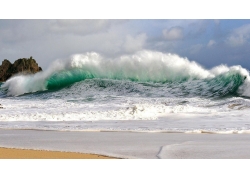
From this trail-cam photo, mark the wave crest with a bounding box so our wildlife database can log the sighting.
[1,50,250,97]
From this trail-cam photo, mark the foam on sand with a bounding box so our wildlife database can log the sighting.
[1,129,250,159]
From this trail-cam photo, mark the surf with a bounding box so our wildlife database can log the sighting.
[1,50,250,97]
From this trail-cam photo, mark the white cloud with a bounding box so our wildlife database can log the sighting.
[226,24,250,47]
[162,26,184,41]
[207,40,216,47]
[48,20,125,36]
[0,20,132,68]
[0,20,127,44]
[122,33,147,53]
[0,20,50,43]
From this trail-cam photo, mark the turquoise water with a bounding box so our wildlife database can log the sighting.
[1,51,250,133]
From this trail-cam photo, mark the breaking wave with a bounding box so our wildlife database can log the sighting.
[1,50,250,98]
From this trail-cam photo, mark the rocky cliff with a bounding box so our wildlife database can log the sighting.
[0,57,42,82]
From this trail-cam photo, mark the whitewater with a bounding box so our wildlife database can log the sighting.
[1,50,250,133]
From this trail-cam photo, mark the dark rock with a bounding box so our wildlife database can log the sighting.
[0,60,12,81]
[0,56,42,82]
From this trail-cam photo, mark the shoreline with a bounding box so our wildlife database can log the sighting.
[1,129,250,159]
[0,147,116,159]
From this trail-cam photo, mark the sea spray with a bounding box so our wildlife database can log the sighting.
[47,51,213,89]
[1,50,250,97]
[1,51,250,132]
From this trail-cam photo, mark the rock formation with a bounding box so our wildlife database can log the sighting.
[0,56,42,82]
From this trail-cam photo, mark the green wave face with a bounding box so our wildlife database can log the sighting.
[1,51,250,97]
[204,71,245,97]
[197,71,245,97]
[45,66,247,98]
[45,67,201,90]
[46,68,95,90]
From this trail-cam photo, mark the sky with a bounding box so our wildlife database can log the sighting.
[1,2,250,70]
[1,19,250,70]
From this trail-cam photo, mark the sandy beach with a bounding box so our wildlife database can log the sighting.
[0,147,115,159]
[1,129,250,159]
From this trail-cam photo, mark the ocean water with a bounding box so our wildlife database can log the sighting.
[1,50,250,133]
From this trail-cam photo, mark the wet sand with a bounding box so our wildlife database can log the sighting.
[0,147,115,159]
[1,129,250,158]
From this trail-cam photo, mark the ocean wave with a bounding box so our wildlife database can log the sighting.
[1,50,250,97]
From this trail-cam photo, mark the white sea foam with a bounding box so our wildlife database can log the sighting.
[1,50,250,133]
[2,50,249,96]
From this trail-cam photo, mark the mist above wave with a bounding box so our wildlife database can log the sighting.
[1,50,249,97]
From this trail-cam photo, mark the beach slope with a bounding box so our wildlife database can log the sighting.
[1,129,250,159]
